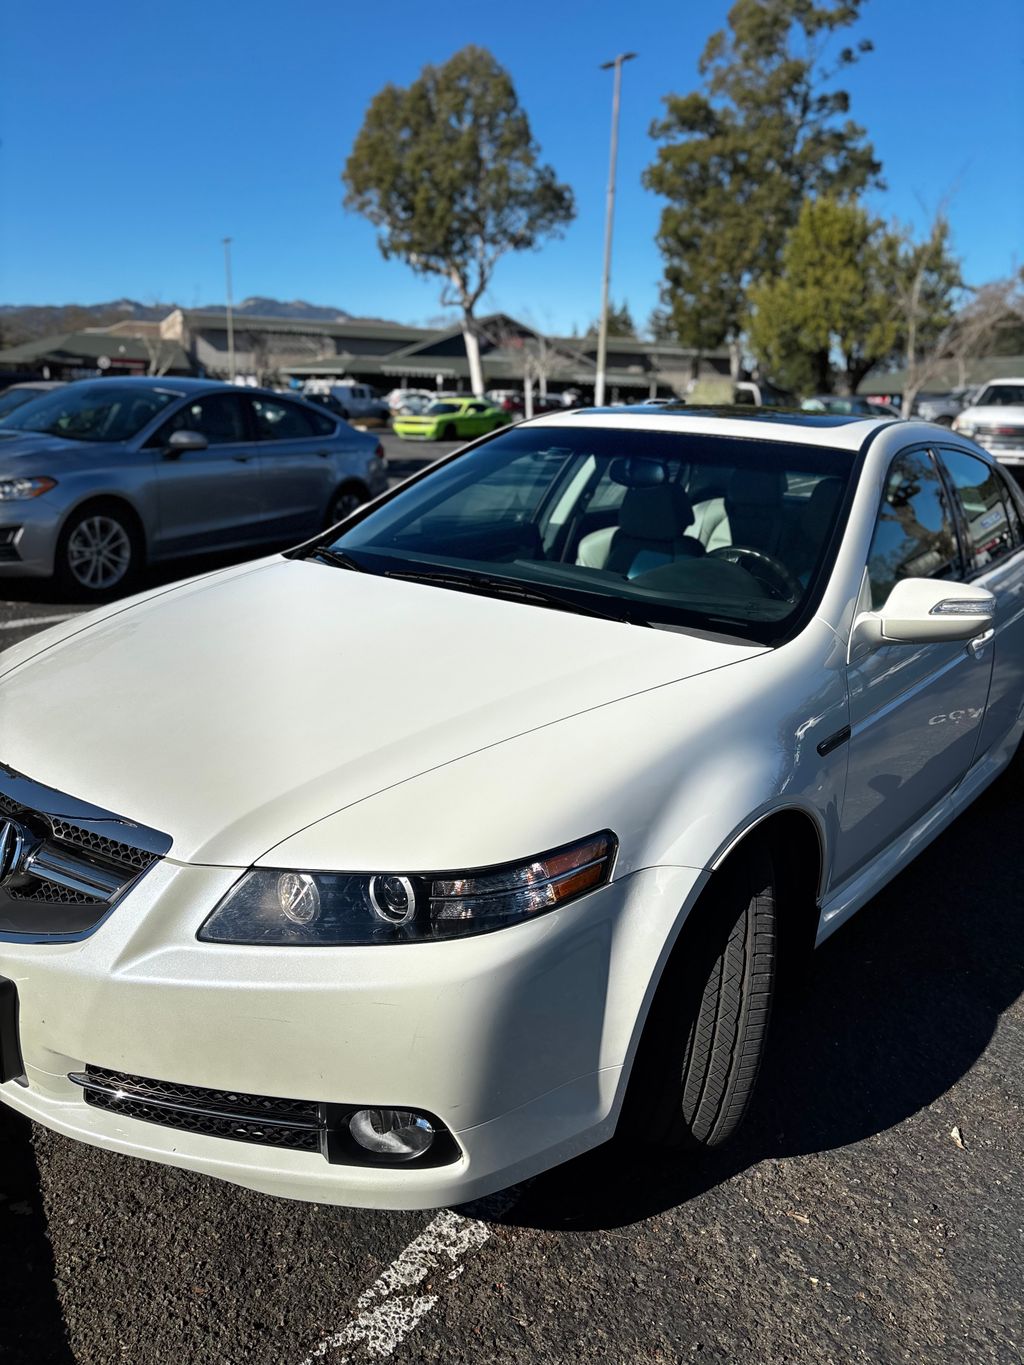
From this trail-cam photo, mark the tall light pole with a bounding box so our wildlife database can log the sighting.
[222,236,236,383]
[595,52,636,408]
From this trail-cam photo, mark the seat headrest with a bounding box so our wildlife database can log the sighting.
[620,484,694,539]
[727,468,786,507]
[609,457,668,487]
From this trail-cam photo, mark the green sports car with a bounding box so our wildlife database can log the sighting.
[393,397,510,442]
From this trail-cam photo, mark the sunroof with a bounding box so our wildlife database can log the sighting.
[582,404,868,428]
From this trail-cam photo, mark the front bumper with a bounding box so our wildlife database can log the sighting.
[0,859,702,1208]
[393,425,441,441]
[0,495,64,577]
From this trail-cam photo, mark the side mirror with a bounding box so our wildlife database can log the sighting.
[850,578,995,658]
[165,429,208,458]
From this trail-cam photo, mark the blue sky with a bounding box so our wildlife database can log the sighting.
[2,0,1021,335]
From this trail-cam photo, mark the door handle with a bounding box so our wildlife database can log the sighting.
[968,628,995,658]
[231,454,252,463]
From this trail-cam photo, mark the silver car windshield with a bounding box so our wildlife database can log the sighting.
[0,383,179,442]
[322,425,855,644]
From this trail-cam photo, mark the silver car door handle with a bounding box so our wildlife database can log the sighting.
[968,628,995,657]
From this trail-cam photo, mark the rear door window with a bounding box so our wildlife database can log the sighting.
[939,446,1022,570]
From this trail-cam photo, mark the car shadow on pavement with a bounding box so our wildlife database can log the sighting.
[0,1109,75,1363]
[482,753,1024,1233]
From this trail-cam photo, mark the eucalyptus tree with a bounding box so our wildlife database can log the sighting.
[343,46,574,396]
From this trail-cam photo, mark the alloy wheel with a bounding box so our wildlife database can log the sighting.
[329,491,363,524]
[66,514,133,591]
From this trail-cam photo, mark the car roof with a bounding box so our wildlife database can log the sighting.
[525,404,895,451]
[54,376,302,402]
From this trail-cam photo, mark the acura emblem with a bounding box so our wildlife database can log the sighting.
[0,818,28,885]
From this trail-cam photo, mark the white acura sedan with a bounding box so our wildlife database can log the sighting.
[1,408,1022,1209]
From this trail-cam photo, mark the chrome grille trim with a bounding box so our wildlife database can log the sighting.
[0,762,172,942]
[0,762,172,861]
[70,1067,327,1155]
[25,845,125,899]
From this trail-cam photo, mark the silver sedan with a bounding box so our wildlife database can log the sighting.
[0,378,388,596]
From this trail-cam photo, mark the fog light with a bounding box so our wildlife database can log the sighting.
[348,1107,435,1161]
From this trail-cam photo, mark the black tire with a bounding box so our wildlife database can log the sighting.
[622,843,776,1152]
[442,423,456,441]
[54,500,143,600]
[324,482,368,529]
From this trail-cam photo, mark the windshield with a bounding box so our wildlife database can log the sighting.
[0,383,179,442]
[0,387,55,421]
[426,402,459,415]
[977,384,1024,407]
[313,425,853,644]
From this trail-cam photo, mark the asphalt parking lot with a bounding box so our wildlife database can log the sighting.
[1,433,1023,1364]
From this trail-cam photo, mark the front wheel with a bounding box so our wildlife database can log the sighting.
[324,483,367,529]
[622,844,777,1152]
[442,423,456,441]
[55,502,141,599]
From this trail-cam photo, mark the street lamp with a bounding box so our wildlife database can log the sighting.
[223,236,236,383]
[595,52,636,409]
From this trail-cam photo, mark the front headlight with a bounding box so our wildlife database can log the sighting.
[0,476,56,501]
[197,832,617,946]
[952,418,975,437]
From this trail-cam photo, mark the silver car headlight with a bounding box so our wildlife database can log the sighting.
[0,476,56,501]
[197,832,617,946]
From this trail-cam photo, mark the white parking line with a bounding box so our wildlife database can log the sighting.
[0,613,78,630]
[298,1196,516,1363]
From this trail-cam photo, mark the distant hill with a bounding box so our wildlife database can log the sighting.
[0,297,353,348]
[218,297,352,321]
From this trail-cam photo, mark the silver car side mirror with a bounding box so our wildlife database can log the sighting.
[849,577,995,661]
[165,429,209,458]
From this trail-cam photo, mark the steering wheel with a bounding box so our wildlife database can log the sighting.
[708,545,801,601]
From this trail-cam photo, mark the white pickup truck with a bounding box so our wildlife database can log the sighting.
[302,380,389,423]
[953,379,1024,466]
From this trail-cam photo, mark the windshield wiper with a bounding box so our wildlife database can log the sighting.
[381,566,649,626]
[308,547,367,572]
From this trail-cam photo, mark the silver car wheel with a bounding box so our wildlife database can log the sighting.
[66,515,133,590]
[327,488,365,527]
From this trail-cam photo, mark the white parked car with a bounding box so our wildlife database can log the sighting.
[952,378,1024,465]
[1,409,1022,1210]
[302,380,388,423]
[385,387,436,415]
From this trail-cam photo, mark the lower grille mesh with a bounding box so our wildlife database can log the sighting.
[74,1066,325,1155]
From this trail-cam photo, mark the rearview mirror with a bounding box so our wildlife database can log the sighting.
[850,578,995,658]
[165,429,208,457]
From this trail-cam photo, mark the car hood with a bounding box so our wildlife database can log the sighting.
[0,557,764,866]
[0,429,120,468]
[958,403,1024,423]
